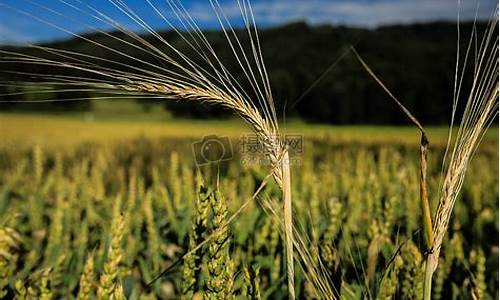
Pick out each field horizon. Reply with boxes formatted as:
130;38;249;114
1;112;498;150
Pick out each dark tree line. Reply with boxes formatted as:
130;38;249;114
0;21;488;125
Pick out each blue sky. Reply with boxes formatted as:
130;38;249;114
0;0;496;44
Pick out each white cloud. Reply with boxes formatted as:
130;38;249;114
184;0;496;27
0;24;33;44
0;0;495;44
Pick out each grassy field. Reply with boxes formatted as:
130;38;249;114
0;113;498;299
1;112;496;150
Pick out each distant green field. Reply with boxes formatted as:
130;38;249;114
0;112;497;150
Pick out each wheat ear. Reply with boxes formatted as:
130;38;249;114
351;13;498;297
423;10;499;300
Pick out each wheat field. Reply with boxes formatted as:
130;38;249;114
0;0;498;299
0;120;498;299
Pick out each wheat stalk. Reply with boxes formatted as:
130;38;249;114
351;47;435;251
261;198;338;300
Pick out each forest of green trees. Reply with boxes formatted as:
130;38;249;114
0;21;487;124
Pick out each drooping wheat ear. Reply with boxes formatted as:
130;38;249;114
119;82;284;183
0;0;296;297
351;8;498;298
423;10;499;300
351;47;434;250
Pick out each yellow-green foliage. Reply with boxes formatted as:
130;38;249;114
206;190;234;300
0;137;497;299
182;185;211;299
97;198;126;300
244;265;261;300
77;254;95;300
323;198;342;243
401;241;424;300
377;256;403;300
143;191;161;272
470;248;487;300
0;228;21;297
15;268;53;300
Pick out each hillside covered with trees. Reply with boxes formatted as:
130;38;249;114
0;21;487;125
